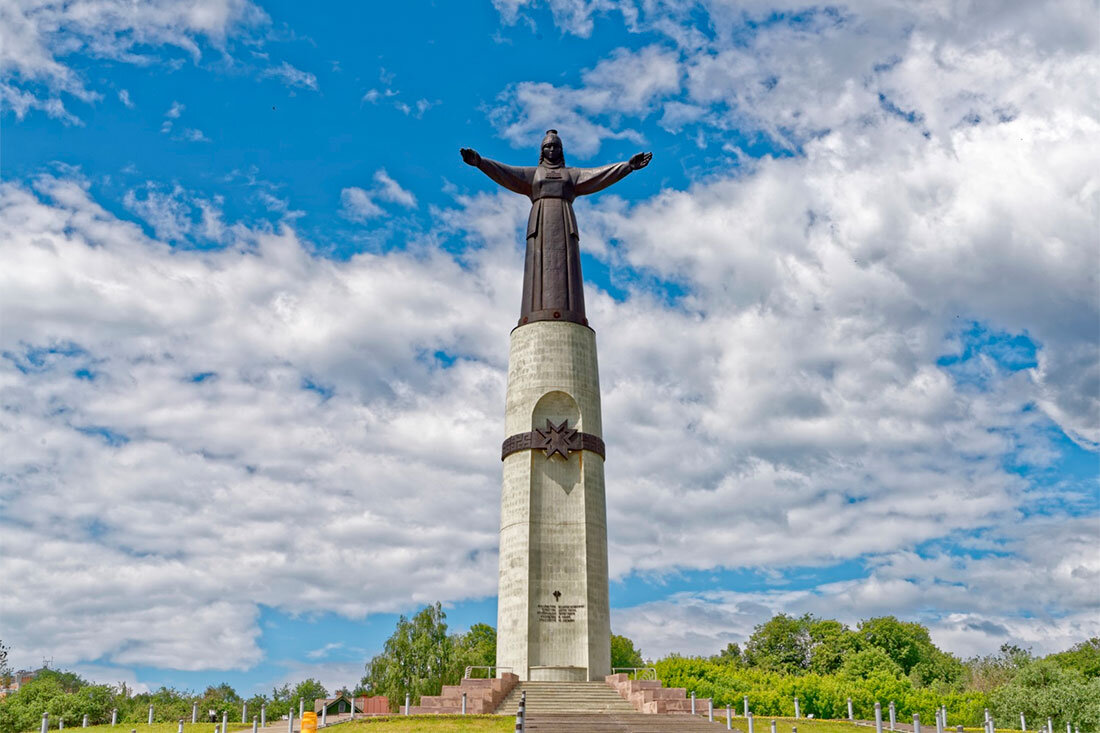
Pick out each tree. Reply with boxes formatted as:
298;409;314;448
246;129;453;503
990;659;1100;732
715;643;744;666
453;623;496;677
610;634;644;670
1049;638;1100;679
840;646;904;680
858;616;935;676
0;640;10;688
745;614;813;674
807;619;857;675
291;679;328;714
363;602;454;710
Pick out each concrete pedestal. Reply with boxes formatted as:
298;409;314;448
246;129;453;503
496;320;611;682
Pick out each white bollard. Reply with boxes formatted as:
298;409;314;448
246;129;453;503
744;696;750;717
42;713;49;733
942;706;948;728
691;692;696;715
987;710;992;724
404;694;410;716
794;698;800;719
914;713;921;733
710;699;714;722
320;706;326;728
149;705;155;725
1021;714;1027;732
461;692;467;715
875;702;883;733
287;709;293;733
1047;720;1052;733
298;701;303;720
193;704;198;725
222;712;227;733
260;707;266;728
177;720;183;733
1066;724;1071;733
349;696;355;721
59;720;64;730
771;719;777;733
748;711;755;733
112;710;119;727
83;715;89;728
889;702;897;731
243;704;247;724
252;717;257;733
849;698;854;722
727;706;732;730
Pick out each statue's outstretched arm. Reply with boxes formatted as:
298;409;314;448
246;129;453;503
574;153;650;196
460;148;535;196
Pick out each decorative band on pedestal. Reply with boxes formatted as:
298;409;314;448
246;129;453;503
502;419;605;461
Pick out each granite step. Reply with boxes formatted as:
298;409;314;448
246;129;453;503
494;682;637;714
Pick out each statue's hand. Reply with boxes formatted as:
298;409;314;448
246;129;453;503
629;151;652;170
460;148;481;166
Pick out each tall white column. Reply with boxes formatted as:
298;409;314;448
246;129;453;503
496;321;609;681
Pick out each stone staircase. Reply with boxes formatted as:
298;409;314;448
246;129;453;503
494;681;638;715
525;712;730;731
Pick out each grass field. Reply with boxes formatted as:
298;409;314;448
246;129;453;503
43;718;1025;733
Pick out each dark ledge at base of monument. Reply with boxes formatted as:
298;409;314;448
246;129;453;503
461;132;652;682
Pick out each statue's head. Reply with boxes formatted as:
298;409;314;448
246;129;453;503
540;129;564;167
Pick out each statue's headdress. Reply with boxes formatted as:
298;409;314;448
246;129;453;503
539;129;565;167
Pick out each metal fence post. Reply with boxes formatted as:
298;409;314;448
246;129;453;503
252;716;257;733
748;711;755;733
875;702;883;733
149;705;155;725
914;713;921;733
744;696;749;717
112;710;118;727
848;698;854;721
287;708;293;733
260;706;266;728
709;699;714;722
192;704;198;725
691;692;696;715
404;693;410;715
794;698;800;719
461;692;467;715
936;710;943;733
42;713;49;733
727;706;732;730
889;702;896;731
177;720;183;733
771;719;777;733
243;704;247;724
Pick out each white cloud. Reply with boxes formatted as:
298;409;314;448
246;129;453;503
180;127;210;142
0;0;267;119
340;170;417;221
261;61;318;91
117;89;133;108
165;101;184;118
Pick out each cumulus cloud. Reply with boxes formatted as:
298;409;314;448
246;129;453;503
340;169;417;221
0;0;267;120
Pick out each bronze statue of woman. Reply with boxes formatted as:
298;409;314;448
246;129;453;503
461;130;652;327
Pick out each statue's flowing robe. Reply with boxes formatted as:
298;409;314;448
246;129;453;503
474;157;634;326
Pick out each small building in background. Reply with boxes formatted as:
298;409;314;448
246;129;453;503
314;694;389;716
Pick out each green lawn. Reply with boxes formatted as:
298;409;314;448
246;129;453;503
342;717;512;732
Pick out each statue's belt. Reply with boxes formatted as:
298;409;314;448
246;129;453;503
502;419;605;461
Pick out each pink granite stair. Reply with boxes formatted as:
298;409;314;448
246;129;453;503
605;673;713;715
410;673;519;714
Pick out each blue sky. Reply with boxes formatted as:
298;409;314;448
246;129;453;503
1;0;1098;698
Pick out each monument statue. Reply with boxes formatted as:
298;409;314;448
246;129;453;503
461;131;651;326
461;131;651;684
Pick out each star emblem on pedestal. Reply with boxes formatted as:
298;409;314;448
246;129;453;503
535;419;580;460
